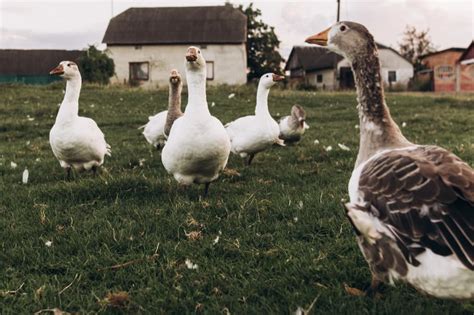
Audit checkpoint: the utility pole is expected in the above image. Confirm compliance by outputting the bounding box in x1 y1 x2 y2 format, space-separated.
337 0 340 22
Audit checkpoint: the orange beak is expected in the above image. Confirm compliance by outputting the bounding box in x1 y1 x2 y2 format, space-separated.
305 27 330 46
49 64 64 75
272 74 285 82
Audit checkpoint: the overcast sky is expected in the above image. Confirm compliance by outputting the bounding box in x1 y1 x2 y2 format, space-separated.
0 0 472 58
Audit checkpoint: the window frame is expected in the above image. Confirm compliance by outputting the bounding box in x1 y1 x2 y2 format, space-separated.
206 61 214 81
129 62 149 81
388 70 397 83
316 74 323 83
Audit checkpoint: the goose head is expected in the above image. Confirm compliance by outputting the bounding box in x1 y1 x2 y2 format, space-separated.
305 21 376 62
169 69 182 86
185 46 206 72
49 61 80 80
259 73 285 89
291 105 307 128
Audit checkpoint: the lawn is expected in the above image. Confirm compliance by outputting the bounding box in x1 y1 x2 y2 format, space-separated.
0 83 473 314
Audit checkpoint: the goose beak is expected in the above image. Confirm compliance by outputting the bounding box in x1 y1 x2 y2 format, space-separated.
49 64 64 75
305 27 330 46
272 74 285 82
186 48 198 62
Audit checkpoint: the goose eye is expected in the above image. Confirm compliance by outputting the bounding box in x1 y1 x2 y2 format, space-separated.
67 63 72 67
340 25 346 32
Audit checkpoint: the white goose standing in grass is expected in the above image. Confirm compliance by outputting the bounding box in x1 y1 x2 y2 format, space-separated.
279 104 310 144
306 22 473 299
161 47 231 196
225 73 285 165
142 69 183 149
49 61 111 178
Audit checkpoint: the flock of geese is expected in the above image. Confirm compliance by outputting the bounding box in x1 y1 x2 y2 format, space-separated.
47 22 473 300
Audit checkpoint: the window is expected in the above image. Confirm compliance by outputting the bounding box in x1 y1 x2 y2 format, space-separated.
206 61 214 80
436 65 454 80
129 62 149 81
134 45 142 50
200 45 207 49
317 74 323 83
388 71 397 83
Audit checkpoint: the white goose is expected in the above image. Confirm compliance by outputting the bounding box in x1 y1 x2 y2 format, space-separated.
306 22 474 299
161 47 231 196
279 104 310 144
225 73 285 165
142 69 183 149
49 61 111 177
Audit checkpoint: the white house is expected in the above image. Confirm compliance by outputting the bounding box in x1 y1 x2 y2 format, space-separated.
102 5 247 88
285 44 414 90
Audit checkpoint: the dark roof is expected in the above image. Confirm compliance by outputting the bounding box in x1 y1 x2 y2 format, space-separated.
285 43 406 72
0 49 83 75
459 41 474 61
421 47 465 59
284 46 343 72
103 5 247 45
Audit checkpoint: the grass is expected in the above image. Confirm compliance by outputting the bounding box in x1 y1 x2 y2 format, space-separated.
0 83 473 314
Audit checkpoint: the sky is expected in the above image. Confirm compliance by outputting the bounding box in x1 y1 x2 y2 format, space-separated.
0 0 473 58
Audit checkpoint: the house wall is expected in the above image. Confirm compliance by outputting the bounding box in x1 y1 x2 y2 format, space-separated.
422 51 463 92
306 68 336 90
106 44 247 87
458 63 474 91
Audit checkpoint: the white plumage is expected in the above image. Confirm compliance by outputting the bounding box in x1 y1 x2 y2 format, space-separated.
278 105 309 144
49 61 110 173
141 111 167 149
161 47 230 193
225 73 284 165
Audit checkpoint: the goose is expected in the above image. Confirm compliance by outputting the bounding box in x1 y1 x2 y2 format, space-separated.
279 105 310 144
225 73 285 165
306 22 473 299
142 69 183 149
49 61 111 178
161 47 231 196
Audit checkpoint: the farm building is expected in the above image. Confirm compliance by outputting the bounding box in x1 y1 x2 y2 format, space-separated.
285 44 414 90
420 47 465 92
0 49 83 84
102 5 247 88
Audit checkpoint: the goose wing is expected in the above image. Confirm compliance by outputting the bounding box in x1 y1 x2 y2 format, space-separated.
357 145 474 269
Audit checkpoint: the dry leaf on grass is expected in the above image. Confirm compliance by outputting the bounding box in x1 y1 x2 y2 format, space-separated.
222 168 241 177
185 230 202 241
343 283 365 296
34 308 69 315
101 291 130 308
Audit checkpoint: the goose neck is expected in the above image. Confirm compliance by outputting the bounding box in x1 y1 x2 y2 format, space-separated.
350 51 411 166
185 70 209 116
56 77 81 122
255 84 271 117
168 83 182 114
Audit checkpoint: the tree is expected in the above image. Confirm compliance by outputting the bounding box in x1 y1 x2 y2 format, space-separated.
398 25 436 71
78 45 115 84
238 3 285 81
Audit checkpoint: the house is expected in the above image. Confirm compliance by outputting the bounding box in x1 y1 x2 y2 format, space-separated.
102 5 247 88
420 47 466 92
457 41 474 91
0 49 83 84
285 44 414 90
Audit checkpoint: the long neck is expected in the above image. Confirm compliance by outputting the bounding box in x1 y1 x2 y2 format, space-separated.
350 50 411 166
168 83 182 115
185 68 209 116
56 76 81 122
255 84 271 117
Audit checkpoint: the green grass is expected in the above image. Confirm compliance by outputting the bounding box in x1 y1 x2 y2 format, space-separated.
0 84 473 314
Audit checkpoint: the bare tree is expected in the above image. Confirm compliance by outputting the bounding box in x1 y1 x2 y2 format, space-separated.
398 25 436 71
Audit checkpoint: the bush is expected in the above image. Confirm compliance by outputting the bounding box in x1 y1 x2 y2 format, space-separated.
78 46 115 84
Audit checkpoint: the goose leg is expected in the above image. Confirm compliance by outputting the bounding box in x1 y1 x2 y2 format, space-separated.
92 165 98 176
204 183 210 197
66 167 72 180
364 276 382 297
247 154 256 166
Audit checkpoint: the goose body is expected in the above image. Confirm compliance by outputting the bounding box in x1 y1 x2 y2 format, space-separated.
225 73 285 165
306 22 474 299
142 70 183 149
161 47 230 192
49 61 110 172
279 105 309 143
142 111 167 149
